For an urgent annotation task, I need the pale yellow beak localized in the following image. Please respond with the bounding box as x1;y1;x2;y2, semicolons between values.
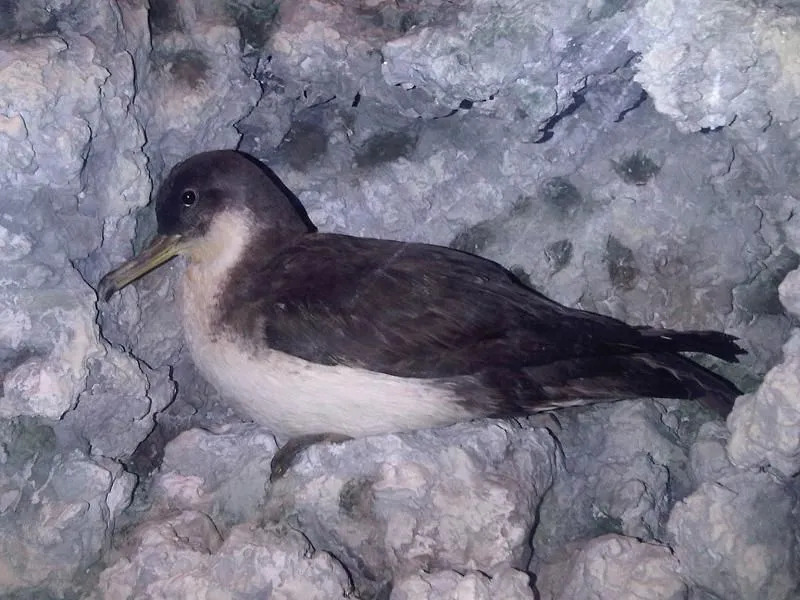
98;234;183;301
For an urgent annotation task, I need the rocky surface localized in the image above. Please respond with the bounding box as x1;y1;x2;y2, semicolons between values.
143;422;278;531
632;0;800;137
263;421;556;595
728;330;800;477
90;513;353;600
1;0;798;598
530;400;703;563
391;567;535;600
0;419;136;596
668;472;799;600
535;534;687;600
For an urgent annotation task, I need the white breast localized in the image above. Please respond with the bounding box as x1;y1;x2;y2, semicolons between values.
178;211;470;439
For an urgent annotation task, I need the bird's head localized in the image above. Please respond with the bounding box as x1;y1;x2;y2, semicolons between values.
98;150;314;301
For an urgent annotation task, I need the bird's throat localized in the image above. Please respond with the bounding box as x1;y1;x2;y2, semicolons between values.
184;209;254;283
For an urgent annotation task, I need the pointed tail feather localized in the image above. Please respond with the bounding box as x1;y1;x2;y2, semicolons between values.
520;352;742;416
636;329;746;363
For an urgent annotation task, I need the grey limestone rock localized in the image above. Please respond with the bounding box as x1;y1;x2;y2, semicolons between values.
727;202;800;478
688;420;739;485
631;0;800;138
535;534;687;600
0;419;136;595
0;28;110;420
61;352;175;461
91;512;353;599
391;567;535;600
2;0;800;597
145;423;278;531
0;0;152;421
531;400;703;565
727;330;800;477
667;472;799;600
136;13;263;175
263;420;557;595
780;269;800;318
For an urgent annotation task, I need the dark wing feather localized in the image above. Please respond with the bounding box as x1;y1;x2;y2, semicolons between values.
218;233;742;381
466;352;741;416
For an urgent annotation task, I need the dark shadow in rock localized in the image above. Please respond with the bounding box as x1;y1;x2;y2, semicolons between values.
148;0;182;35
355;131;419;168
225;0;279;49
541;177;583;219
449;221;496;254
734;246;799;315
169;50;210;90
278;121;329;172
605;236;639;290
545;239;574;272
612;151;660;185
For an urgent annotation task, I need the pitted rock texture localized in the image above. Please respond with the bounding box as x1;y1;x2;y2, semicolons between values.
535;534;687;600
1;0;799;598
391;567;535;600
667;472;799;600
91;513;353;599
263;421;557;595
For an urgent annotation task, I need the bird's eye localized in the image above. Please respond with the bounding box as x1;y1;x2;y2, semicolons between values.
181;190;197;207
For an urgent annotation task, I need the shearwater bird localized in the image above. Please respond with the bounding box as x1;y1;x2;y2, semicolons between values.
99;150;744;474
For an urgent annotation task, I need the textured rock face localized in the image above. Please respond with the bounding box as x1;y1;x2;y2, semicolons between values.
0;419;136;595
667;473;798;600
391;568;536;600
1;0;799;598
632;0;800;136
90;513;353;599
264;422;556;594
530;400;699;562
535;534;688;600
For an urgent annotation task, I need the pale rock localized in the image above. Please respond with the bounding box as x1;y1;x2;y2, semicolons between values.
728;330;800;477
92;512;352;600
534;534;687;600
391;567;535;600
667;473;799;600
263;420;556;595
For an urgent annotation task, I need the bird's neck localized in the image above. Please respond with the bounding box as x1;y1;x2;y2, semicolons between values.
179;209;307;332
184;209;254;285
178;209;260;350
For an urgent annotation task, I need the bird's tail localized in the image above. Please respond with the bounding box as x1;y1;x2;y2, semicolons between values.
519;352;742;416
633;328;745;363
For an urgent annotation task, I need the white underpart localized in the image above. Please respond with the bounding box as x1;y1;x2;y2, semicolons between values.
180;210;471;438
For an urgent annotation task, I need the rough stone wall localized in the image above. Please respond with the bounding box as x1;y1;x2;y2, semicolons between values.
0;0;798;598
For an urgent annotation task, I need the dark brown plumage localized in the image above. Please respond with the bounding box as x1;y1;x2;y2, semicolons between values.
99;150;745;443
220;231;743;416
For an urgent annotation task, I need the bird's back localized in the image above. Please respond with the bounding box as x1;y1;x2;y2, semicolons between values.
210;232;743;419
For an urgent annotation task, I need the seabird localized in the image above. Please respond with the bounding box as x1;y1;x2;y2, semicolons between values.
99;150;744;473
